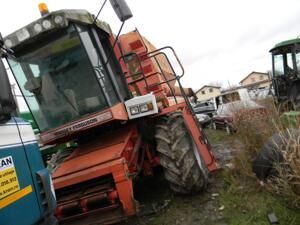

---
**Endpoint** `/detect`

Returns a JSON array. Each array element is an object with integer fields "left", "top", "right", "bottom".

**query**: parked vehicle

[
  {"left": 193, "top": 101, "right": 216, "bottom": 116},
  {"left": 212, "top": 88, "right": 265, "bottom": 133},
  {"left": 196, "top": 113, "right": 211, "bottom": 127}
]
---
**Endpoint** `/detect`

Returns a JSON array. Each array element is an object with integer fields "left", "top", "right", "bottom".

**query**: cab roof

[
  {"left": 4, "top": 9, "right": 112, "bottom": 50},
  {"left": 270, "top": 37, "right": 300, "bottom": 52}
]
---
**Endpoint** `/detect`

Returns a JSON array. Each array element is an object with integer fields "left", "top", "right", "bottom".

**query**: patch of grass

[
  {"left": 205, "top": 112, "right": 300, "bottom": 225},
  {"left": 265, "top": 132, "right": 300, "bottom": 208},
  {"left": 232, "top": 100, "right": 300, "bottom": 206},
  {"left": 219, "top": 171, "right": 300, "bottom": 225},
  {"left": 204, "top": 128, "right": 236, "bottom": 145}
]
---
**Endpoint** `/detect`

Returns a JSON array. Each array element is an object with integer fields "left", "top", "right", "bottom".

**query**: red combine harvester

[{"left": 4, "top": 1, "right": 217, "bottom": 224}]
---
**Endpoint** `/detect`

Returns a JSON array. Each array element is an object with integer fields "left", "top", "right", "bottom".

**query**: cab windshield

[
  {"left": 272, "top": 45, "right": 300, "bottom": 78},
  {"left": 9, "top": 26, "right": 109, "bottom": 131}
]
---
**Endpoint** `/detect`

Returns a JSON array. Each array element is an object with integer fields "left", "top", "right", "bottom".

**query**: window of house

[
  {"left": 251, "top": 77, "right": 255, "bottom": 83},
  {"left": 209, "top": 88, "right": 213, "bottom": 93},
  {"left": 259, "top": 75, "right": 264, "bottom": 80},
  {"left": 201, "top": 90, "right": 205, "bottom": 95}
]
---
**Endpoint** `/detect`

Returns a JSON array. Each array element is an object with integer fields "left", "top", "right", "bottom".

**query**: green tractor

[
  {"left": 252, "top": 38, "right": 300, "bottom": 181},
  {"left": 270, "top": 38, "right": 300, "bottom": 110}
]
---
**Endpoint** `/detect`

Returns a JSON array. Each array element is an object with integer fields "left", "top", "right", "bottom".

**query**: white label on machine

[
  {"left": 125, "top": 93, "right": 158, "bottom": 119},
  {"left": 0, "top": 156, "right": 20, "bottom": 199}
]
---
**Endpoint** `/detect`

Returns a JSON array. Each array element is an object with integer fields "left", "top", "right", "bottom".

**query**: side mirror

[
  {"left": 109, "top": 0, "right": 133, "bottom": 22},
  {"left": 0, "top": 59, "right": 16, "bottom": 123}
]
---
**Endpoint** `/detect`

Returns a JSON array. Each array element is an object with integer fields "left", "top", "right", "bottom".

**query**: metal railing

[{"left": 119, "top": 45, "right": 185, "bottom": 105}]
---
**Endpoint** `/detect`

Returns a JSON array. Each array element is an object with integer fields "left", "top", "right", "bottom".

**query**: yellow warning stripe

[{"left": 0, "top": 185, "right": 32, "bottom": 209}]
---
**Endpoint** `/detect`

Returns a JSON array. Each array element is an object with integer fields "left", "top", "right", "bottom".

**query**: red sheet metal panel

[{"left": 53, "top": 127, "right": 134, "bottom": 179}]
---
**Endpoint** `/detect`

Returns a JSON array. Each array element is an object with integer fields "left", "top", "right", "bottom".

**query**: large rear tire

[
  {"left": 252, "top": 129, "right": 300, "bottom": 180},
  {"left": 155, "top": 112, "right": 208, "bottom": 194}
]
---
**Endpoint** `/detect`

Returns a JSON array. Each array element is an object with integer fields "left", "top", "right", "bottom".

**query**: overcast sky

[{"left": 2, "top": 0, "right": 300, "bottom": 92}]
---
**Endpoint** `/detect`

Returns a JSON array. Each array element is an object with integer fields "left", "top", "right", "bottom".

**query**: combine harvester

[{"left": 3, "top": 1, "right": 217, "bottom": 224}]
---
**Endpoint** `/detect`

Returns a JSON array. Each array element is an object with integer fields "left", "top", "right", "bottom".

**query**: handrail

[{"left": 119, "top": 45, "right": 187, "bottom": 105}]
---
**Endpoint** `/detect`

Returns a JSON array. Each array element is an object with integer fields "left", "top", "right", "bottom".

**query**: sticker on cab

[{"left": 0, "top": 156, "right": 20, "bottom": 199}]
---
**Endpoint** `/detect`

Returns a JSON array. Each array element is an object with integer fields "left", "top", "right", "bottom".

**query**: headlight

[
  {"left": 4, "top": 39, "right": 13, "bottom": 48},
  {"left": 54, "top": 15, "right": 64, "bottom": 25},
  {"left": 139, "top": 103, "right": 149, "bottom": 113},
  {"left": 16, "top": 28, "right": 30, "bottom": 42},
  {"left": 33, "top": 23, "right": 42, "bottom": 33},
  {"left": 130, "top": 106, "right": 139, "bottom": 115},
  {"left": 42, "top": 20, "right": 52, "bottom": 29},
  {"left": 140, "top": 102, "right": 153, "bottom": 113}
]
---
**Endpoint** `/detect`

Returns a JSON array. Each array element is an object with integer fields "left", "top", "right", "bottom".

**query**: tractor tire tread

[{"left": 155, "top": 111, "right": 208, "bottom": 194}]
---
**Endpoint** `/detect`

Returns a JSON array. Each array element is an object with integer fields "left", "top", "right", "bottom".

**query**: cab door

[{"left": 0, "top": 118, "right": 42, "bottom": 225}]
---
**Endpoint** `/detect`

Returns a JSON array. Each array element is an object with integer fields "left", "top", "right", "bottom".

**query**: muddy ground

[{"left": 120, "top": 129, "right": 238, "bottom": 225}]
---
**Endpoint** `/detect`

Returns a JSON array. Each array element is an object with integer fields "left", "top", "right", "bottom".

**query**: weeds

[
  {"left": 228, "top": 98, "right": 300, "bottom": 209},
  {"left": 230, "top": 100, "right": 278, "bottom": 178},
  {"left": 265, "top": 131, "right": 300, "bottom": 208}
]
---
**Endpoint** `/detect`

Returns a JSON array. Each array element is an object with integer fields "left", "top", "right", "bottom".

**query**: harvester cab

[
  {"left": 270, "top": 38, "right": 300, "bottom": 109},
  {"left": 4, "top": 1, "right": 217, "bottom": 224},
  {"left": 5, "top": 4, "right": 134, "bottom": 143}
]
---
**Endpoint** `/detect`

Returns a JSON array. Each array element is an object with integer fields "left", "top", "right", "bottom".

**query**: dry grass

[
  {"left": 229, "top": 98, "right": 300, "bottom": 208},
  {"left": 266, "top": 132, "right": 300, "bottom": 208},
  {"left": 230, "top": 99, "right": 279, "bottom": 177}
]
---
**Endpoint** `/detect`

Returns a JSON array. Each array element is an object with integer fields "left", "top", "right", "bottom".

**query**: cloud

[{"left": 2, "top": 0, "right": 300, "bottom": 104}]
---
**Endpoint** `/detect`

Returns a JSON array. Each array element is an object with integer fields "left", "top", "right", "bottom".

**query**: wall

[
  {"left": 196, "top": 87, "right": 221, "bottom": 102},
  {"left": 241, "top": 73, "right": 271, "bottom": 88}
]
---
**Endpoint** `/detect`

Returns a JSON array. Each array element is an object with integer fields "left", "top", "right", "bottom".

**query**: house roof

[
  {"left": 239, "top": 71, "right": 269, "bottom": 84},
  {"left": 195, "top": 85, "right": 221, "bottom": 94}
]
